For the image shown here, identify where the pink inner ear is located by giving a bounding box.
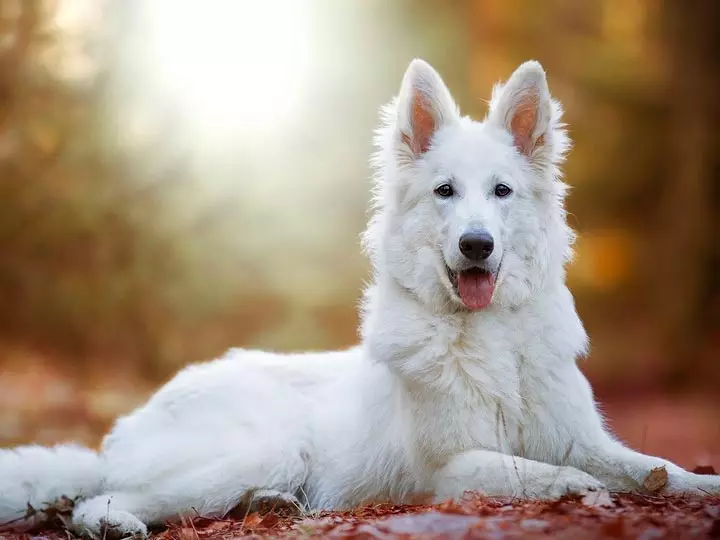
[510,92,539,156]
[410,90,436,155]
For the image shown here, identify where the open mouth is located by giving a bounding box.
[446,266,496,311]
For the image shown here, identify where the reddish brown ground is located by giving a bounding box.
[5,490,719,540]
[167,492,720,539]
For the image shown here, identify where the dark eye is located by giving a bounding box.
[434,183,454,198]
[494,183,512,198]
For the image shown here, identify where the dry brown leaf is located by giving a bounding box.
[242,512,263,529]
[200,520,232,533]
[256,513,280,529]
[643,466,668,493]
[176,526,199,540]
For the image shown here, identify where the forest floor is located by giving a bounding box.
[3,489,719,540]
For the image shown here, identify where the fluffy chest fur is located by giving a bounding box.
[362,280,589,472]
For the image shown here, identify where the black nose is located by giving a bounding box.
[459,230,494,261]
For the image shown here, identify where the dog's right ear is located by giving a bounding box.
[395,59,459,160]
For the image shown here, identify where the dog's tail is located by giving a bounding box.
[0,444,103,532]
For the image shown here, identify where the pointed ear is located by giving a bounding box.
[488,61,554,164]
[395,59,459,159]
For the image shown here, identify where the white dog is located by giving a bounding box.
[1,59,718,538]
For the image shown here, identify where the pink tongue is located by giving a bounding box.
[457,272,495,310]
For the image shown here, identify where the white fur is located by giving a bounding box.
[1,59,717,537]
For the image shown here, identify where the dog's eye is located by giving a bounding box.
[434,183,454,198]
[494,183,512,198]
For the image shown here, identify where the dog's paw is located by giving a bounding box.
[72,495,149,540]
[667,470,720,496]
[75,509,148,539]
[250,489,303,515]
[533,467,605,500]
[101,511,148,539]
[227,489,303,519]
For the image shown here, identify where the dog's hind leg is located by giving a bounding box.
[73,492,150,539]
[73,446,308,538]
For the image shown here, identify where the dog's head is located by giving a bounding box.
[365,59,574,312]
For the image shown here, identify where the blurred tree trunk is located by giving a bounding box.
[655,0,719,388]
[0,1,37,126]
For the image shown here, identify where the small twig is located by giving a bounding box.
[698,487,720,501]
[187,514,200,540]
[102,497,110,540]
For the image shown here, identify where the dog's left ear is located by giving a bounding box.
[488,61,554,167]
[395,59,459,160]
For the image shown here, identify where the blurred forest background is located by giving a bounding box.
[0,0,718,465]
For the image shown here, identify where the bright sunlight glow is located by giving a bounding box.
[144,1,312,137]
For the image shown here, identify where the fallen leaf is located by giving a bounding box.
[256,513,280,529]
[643,466,668,493]
[581,490,614,508]
[242,512,263,529]
[199,520,232,533]
[176,526,199,540]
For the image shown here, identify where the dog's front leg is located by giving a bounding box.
[581,439,720,495]
[544,363,719,496]
[433,449,604,502]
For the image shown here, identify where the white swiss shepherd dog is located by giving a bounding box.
[2,59,718,537]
